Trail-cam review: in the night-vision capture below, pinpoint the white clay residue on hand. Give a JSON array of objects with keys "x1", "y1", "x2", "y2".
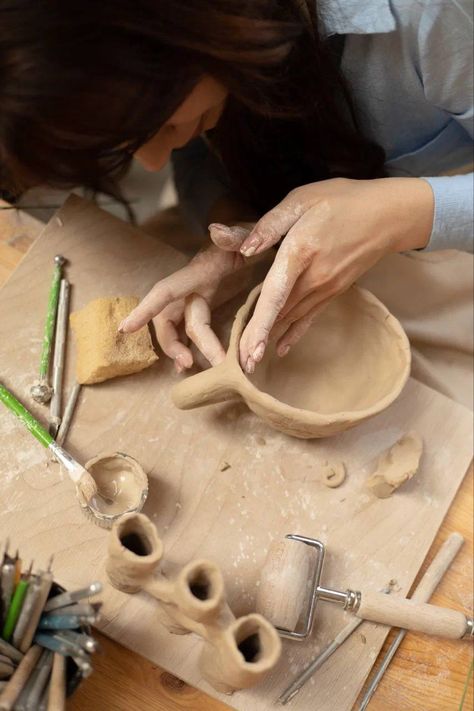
[{"x1": 366, "y1": 431, "x2": 423, "y2": 498}]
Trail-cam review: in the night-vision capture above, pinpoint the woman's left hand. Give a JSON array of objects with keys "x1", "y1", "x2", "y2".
[{"x1": 230, "y1": 177, "x2": 434, "y2": 372}]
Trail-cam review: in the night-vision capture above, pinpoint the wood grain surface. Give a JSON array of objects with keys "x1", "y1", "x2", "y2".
[{"x1": 0, "y1": 199, "x2": 472, "y2": 711}]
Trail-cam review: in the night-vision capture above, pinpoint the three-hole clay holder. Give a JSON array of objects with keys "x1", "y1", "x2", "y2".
[{"x1": 105, "y1": 513, "x2": 282, "y2": 694}]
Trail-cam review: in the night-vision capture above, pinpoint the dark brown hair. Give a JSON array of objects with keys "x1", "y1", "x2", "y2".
[{"x1": 0, "y1": 0, "x2": 385, "y2": 212}]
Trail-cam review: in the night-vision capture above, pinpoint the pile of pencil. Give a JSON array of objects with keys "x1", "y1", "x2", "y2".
[{"x1": 0, "y1": 542, "x2": 102, "y2": 710}]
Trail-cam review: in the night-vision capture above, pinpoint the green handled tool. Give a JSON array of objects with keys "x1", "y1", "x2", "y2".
[
  {"x1": 30, "y1": 255, "x2": 66, "y2": 404},
  {"x1": 0, "y1": 382, "x2": 97, "y2": 505}
]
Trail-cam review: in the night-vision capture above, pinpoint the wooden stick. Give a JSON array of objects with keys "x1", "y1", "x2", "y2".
[
  {"x1": 55, "y1": 383, "x2": 81, "y2": 447},
  {"x1": 46, "y1": 654, "x2": 65, "y2": 711},
  {"x1": 357, "y1": 532, "x2": 464, "y2": 710},
  {"x1": 0, "y1": 645, "x2": 42, "y2": 711}
]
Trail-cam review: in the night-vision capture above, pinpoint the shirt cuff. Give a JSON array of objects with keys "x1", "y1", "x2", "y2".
[{"x1": 421, "y1": 174, "x2": 474, "y2": 252}]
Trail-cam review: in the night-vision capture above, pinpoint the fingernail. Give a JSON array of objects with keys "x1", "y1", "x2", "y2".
[
  {"x1": 208, "y1": 223, "x2": 229, "y2": 233},
  {"x1": 117, "y1": 319, "x2": 127, "y2": 333},
  {"x1": 245, "y1": 357, "x2": 256, "y2": 374},
  {"x1": 175, "y1": 360, "x2": 184, "y2": 374},
  {"x1": 252, "y1": 342, "x2": 266, "y2": 363},
  {"x1": 241, "y1": 244, "x2": 257, "y2": 257},
  {"x1": 278, "y1": 344, "x2": 291, "y2": 358}
]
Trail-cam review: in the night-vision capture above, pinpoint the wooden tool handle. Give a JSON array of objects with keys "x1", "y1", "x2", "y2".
[
  {"x1": 356, "y1": 591, "x2": 468, "y2": 639},
  {"x1": 171, "y1": 363, "x2": 238, "y2": 410}
]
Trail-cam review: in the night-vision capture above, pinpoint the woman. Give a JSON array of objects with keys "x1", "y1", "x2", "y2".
[{"x1": 1, "y1": 0, "x2": 472, "y2": 380}]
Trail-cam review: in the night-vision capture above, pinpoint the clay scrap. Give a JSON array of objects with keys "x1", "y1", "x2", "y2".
[
  {"x1": 366, "y1": 432, "x2": 423, "y2": 498},
  {"x1": 321, "y1": 461, "x2": 346, "y2": 488},
  {"x1": 70, "y1": 296, "x2": 158, "y2": 385}
]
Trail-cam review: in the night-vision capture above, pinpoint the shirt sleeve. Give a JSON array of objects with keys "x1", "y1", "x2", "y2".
[
  {"x1": 171, "y1": 137, "x2": 231, "y2": 235},
  {"x1": 415, "y1": 0, "x2": 474, "y2": 252}
]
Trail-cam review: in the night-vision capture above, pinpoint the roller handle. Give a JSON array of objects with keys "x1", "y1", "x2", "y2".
[
  {"x1": 171, "y1": 363, "x2": 239, "y2": 410},
  {"x1": 356, "y1": 590, "x2": 469, "y2": 639}
]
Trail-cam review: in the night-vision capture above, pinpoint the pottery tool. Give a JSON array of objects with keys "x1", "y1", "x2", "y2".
[
  {"x1": 2, "y1": 564, "x2": 32, "y2": 642},
  {"x1": 44, "y1": 602, "x2": 100, "y2": 618},
  {"x1": 278, "y1": 584, "x2": 393, "y2": 705},
  {"x1": 0, "y1": 640, "x2": 22, "y2": 665},
  {"x1": 46, "y1": 653, "x2": 65, "y2": 711},
  {"x1": 30, "y1": 255, "x2": 67, "y2": 405},
  {"x1": 22, "y1": 649, "x2": 52, "y2": 711},
  {"x1": 43, "y1": 582, "x2": 102, "y2": 613},
  {"x1": 257, "y1": 535, "x2": 473, "y2": 641},
  {"x1": 55, "y1": 382, "x2": 82, "y2": 448},
  {"x1": 357, "y1": 532, "x2": 465, "y2": 711},
  {"x1": 16, "y1": 568, "x2": 53, "y2": 654},
  {"x1": 54, "y1": 630, "x2": 99, "y2": 654},
  {"x1": 0, "y1": 659, "x2": 14, "y2": 681},
  {"x1": 0, "y1": 554, "x2": 15, "y2": 630},
  {"x1": 0, "y1": 644, "x2": 42, "y2": 711},
  {"x1": 0, "y1": 382, "x2": 97, "y2": 506},
  {"x1": 12, "y1": 574, "x2": 43, "y2": 650},
  {"x1": 49, "y1": 279, "x2": 70, "y2": 439},
  {"x1": 38, "y1": 614, "x2": 97, "y2": 631}
]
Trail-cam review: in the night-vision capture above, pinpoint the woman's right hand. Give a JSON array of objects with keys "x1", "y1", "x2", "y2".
[{"x1": 118, "y1": 225, "x2": 253, "y2": 372}]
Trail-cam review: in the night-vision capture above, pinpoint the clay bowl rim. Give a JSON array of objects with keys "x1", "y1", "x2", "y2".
[{"x1": 225, "y1": 283, "x2": 411, "y2": 427}]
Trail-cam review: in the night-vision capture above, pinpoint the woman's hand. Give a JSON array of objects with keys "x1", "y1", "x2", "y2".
[
  {"x1": 233, "y1": 177, "x2": 434, "y2": 372},
  {"x1": 118, "y1": 231, "x2": 255, "y2": 372}
]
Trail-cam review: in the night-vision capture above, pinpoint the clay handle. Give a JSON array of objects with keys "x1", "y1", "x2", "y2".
[
  {"x1": 171, "y1": 364, "x2": 239, "y2": 410},
  {"x1": 357, "y1": 591, "x2": 468, "y2": 639}
]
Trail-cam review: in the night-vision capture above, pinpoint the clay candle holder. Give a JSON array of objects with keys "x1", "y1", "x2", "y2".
[
  {"x1": 106, "y1": 513, "x2": 282, "y2": 694},
  {"x1": 172, "y1": 285, "x2": 411, "y2": 438}
]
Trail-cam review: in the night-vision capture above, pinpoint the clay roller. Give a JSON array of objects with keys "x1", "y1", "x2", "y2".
[{"x1": 256, "y1": 535, "x2": 474, "y2": 641}]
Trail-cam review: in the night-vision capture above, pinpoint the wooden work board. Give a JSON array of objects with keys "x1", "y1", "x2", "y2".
[{"x1": 0, "y1": 196, "x2": 472, "y2": 711}]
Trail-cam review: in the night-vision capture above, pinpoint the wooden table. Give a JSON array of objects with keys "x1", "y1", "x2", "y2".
[{"x1": 0, "y1": 203, "x2": 472, "y2": 711}]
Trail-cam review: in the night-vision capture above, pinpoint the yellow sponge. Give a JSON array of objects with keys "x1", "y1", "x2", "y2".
[{"x1": 70, "y1": 296, "x2": 158, "y2": 385}]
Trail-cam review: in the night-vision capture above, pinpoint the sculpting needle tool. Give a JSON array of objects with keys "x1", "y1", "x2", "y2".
[
  {"x1": 49, "y1": 279, "x2": 70, "y2": 438},
  {"x1": 357, "y1": 532, "x2": 465, "y2": 711},
  {"x1": 278, "y1": 584, "x2": 392, "y2": 705},
  {"x1": 55, "y1": 383, "x2": 82, "y2": 447},
  {"x1": 31, "y1": 255, "x2": 67, "y2": 404}
]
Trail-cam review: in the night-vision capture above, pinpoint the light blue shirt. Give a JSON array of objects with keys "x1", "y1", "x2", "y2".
[{"x1": 172, "y1": 0, "x2": 474, "y2": 251}]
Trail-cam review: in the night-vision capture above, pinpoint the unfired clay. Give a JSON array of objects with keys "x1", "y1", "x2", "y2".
[
  {"x1": 106, "y1": 513, "x2": 281, "y2": 694},
  {"x1": 366, "y1": 432, "x2": 423, "y2": 498},
  {"x1": 172, "y1": 285, "x2": 411, "y2": 438},
  {"x1": 70, "y1": 296, "x2": 158, "y2": 385},
  {"x1": 85, "y1": 452, "x2": 148, "y2": 526},
  {"x1": 321, "y1": 461, "x2": 346, "y2": 488}
]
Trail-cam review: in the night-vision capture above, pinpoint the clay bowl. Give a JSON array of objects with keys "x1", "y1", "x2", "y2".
[{"x1": 172, "y1": 285, "x2": 411, "y2": 439}]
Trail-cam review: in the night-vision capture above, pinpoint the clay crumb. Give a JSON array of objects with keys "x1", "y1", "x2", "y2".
[
  {"x1": 366, "y1": 432, "x2": 423, "y2": 499},
  {"x1": 360, "y1": 634, "x2": 366, "y2": 645},
  {"x1": 321, "y1": 461, "x2": 346, "y2": 488},
  {"x1": 220, "y1": 462, "x2": 231, "y2": 472}
]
